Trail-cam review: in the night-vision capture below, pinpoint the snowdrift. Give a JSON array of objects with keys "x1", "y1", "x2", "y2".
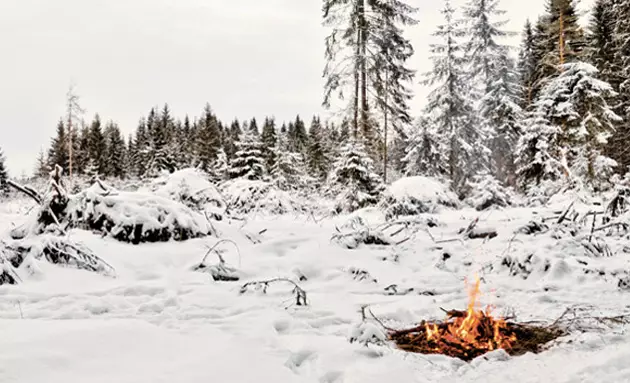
[
  {"x1": 150, "y1": 168, "x2": 226, "y2": 220},
  {"x1": 379, "y1": 176, "x2": 458, "y2": 219}
]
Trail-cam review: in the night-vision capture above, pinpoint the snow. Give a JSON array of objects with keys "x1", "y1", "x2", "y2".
[
  {"x1": 388, "y1": 176, "x2": 457, "y2": 205},
  {"x1": 3, "y1": 181, "x2": 630, "y2": 382}
]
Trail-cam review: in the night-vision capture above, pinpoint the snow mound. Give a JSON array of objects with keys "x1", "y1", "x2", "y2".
[
  {"x1": 150, "y1": 168, "x2": 226, "y2": 220},
  {"x1": 63, "y1": 183, "x2": 213, "y2": 243},
  {"x1": 379, "y1": 176, "x2": 458, "y2": 219},
  {"x1": 221, "y1": 179, "x2": 309, "y2": 215}
]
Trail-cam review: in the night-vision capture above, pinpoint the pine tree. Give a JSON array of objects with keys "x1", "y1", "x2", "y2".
[
  {"x1": 48, "y1": 120, "x2": 69, "y2": 170},
  {"x1": 307, "y1": 116, "x2": 329, "y2": 179},
  {"x1": 0, "y1": 147, "x2": 8, "y2": 195},
  {"x1": 328, "y1": 140, "x2": 385, "y2": 213},
  {"x1": 422, "y1": 0, "x2": 478, "y2": 193},
  {"x1": 228, "y1": 130, "x2": 266, "y2": 180}
]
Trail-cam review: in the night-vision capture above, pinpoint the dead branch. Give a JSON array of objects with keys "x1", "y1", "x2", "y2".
[
  {"x1": 199, "y1": 239, "x2": 241, "y2": 266},
  {"x1": 239, "y1": 278, "x2": 307, "y2": 306},
  {"x1": 7, "y1": 180, "x2": 42, "y2": 205}
]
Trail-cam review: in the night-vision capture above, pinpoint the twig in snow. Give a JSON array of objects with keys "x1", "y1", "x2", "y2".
[
  {"x1": 200, "y1": 239, "x2": 241, "y2": 267},
  {"x1": 239, "y1": 278, "x2": 307, "y2": 306}
]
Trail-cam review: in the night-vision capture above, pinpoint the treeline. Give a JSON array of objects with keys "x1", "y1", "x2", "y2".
[
  {"x1": 37, "y1": 0, "x2": 630, "y2": 200},
  {"x1": 37, "y1": 103, "x2": 361, "y2": 186}
]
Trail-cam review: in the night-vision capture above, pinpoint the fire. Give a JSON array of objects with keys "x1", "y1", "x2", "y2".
[{"x1": 422, "y1": 275, "x2": 517, "y2": 355}]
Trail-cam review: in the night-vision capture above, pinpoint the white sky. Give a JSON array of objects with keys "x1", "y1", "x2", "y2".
[{"x1": 0, "y1": 0, "x2": 594, "y2": 176}]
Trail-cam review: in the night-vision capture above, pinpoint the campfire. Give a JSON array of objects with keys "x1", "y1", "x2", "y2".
[{"x1": 389, "y1": 276, "x2": 563, "y2": 361}]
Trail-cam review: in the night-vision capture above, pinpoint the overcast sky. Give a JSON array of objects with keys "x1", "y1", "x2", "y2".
[{"x1": 0, "y1": 0, "x2": 594, "y2": 176}]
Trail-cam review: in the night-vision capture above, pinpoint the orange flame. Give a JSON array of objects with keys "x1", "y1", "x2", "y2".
[{"x1": 424, "y1": 275, "x2": 516, "y2": 354}]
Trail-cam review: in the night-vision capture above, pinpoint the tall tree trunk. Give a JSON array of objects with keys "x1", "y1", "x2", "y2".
[
  {"x1": 353, "y1": 26, "x2": 360, "y2": 139},
  {"x1": 358, "y1": 0, "x2": 369, "y2": 140},
  {"x1": 383, "y1": 69, "x2": 388, "y2": 183},
  {"x1": 67, "y1": 117, "x2": 73, "y2": 179},
  {"x1": 559, "y1": 11, "x2": 565, "y2": 67}
]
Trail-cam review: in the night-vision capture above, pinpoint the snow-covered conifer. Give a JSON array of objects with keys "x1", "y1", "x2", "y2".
[
  {"x1": 328, "y1": 140, "x2": 385, "y2": 213},
  {"x1": 228, "y1": 130, "x2": 266, "y2": 180}
]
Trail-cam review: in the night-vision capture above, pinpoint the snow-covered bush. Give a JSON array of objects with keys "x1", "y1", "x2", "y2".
[
  {"x1": 379, "y1": 176, "x2": 458, "y2": 219},
  {"x1": 220, "y1": 179, "x2": 309, "y2": 216},
  {"x1": 465, "y1": 173, "x2": 513, "y2": 211},
  {"x1": 150, "y1": 168, "x2": 226, "y2": 220},
  {"x1": 328, "y1": 141, "x2": 385, "y2": 214},
  {"x1": 13, "y1": 181, "x2": 214, "y2": 244}
]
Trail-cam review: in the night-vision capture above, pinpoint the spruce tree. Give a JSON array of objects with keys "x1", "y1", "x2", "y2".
[
  {"x1": 404, "y1": 117, "x2": 447, "y2": 177},
  {"x1": 517, "y1": 20, "x2": 540, "y2": 110},
  {"x1": 369, "y1": 0, "x2": 418, "y2": 170},
  {"x1": 270, "y1": 133, "x2": 310, "y2": 191},
  {"x1": 463, "y1": 0, "x2": 512, "y2": 93},
  {"x1": 516, "y1": 62, "x2": 620, "y2": 191},
  {"x1": 261, "y1": 117, "x2": 278, "y2": 169},
  {"x1": 482, "y1": 52, "x2": 523, "y2": 185},
  {"x1": 228, "y1": 130, "x2": 266, "y2": 180},
  {"x1": 421, "y1": 0, "x2": 478, "y2": 193},
  {"x1": 0, "y1": 147, "x2": 8, "y2": 195},
  {"x1": 34, "y1": 149, "x2": 49, "y2": 178},
  {"x1": 249, "y1": 118, "x2": 259, "y2": 136},
  {"x1": 48, "y1": 120, "x2": 69, "y2": 170},
  {"x1": 74, "y1": 123, "x2": 90, "y2": 176},
  {"x1": 291, "y1": 115, "x2": 309, "y2": 154},
  {"x1": 195, "y1": 104, "x2": 222, "y2": 172},
  {"x1": 322, "y1": 0, "x2": 417, "y2": 143},
  {"x1": 539, "y1": 0, "x2": 585, "y2": 80},
  {"x1": 88, "y1": 114, "x2": 106, "y2": 176},
  {"x1": 133, "y1": 118, "x2": 149, "y2": 177},
  {"x1": 224, "y1": 119, "x2": 242, "y2": 160},
  {"x1": 307, "y1": 116, "x2": 329, "y2": 179},
  {"x1": 610, "y1": 0, "x2": 630, "y2": 170},
  {"x1": 104, "y1": 121, "x2": 126, "y2": 178},
  {"x1": 328, "y1": 140, "x2": 385, "y2": 213}
]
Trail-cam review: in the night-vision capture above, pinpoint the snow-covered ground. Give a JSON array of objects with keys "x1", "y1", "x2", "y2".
[{"x1": 2, "y1": 193, "x2": 630, "y2": 382}]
